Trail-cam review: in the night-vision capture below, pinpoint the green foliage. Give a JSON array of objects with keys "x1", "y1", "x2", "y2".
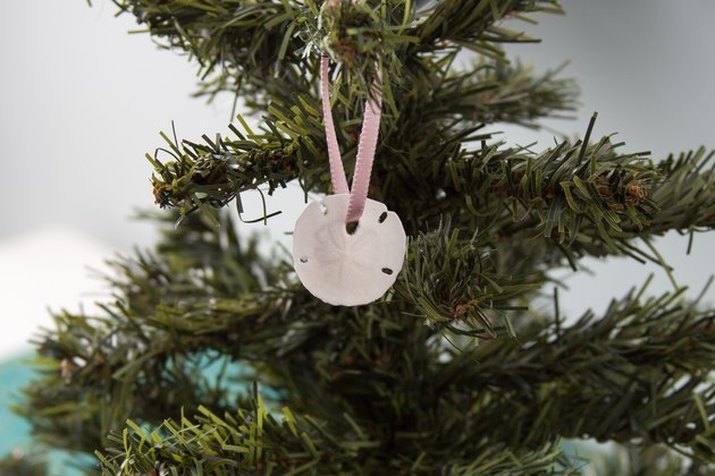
[
  {"x1": 19, "y1": 212, "x2": 275, "y2": 453},
  {"x1": 96, "y1": 390, "x2": 371, "y2": 475},
  {"x1": 97, "y1": 389, "x2": 575, "y2": 475},
  {"x1": 111, "y1": 0, "x2": 563, "y2": 108},
  {"x1": 397, "y1": 226, "x2": 539, "y2": 338},
  {"x1": 148, "y1": 52, "x2": 578, "y2": 223},
  {"x1": 444, "y1": 279, "x2": 715, "y2": 460},
  {"x1": 9, "y1": 0, "x2": 715, "y2": 475}
]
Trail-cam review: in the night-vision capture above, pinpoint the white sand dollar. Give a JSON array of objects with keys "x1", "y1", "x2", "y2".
[{"x1": 293, "y1": 194, "x2": 407, "y2": 306}]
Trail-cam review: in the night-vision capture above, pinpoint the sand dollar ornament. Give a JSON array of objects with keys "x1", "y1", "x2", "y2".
[
  {"x1": 294, "y1": 194, "x2": 406, "y2": 306},
  {"x1": 292, "y1": 54, "x2": 406, "y2": 306}
]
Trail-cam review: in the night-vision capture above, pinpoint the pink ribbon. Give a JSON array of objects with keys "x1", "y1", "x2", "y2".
[{"x1": 320, "y1": 52, "x2": 383, "y2": 224}]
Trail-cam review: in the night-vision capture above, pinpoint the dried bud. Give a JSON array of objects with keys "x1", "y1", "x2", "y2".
[
  {"x1": 625, "y1": 181, "x2": 648, "y2": 204},
  {"x1": 452, "y1": 300, "x2": 477, "y2": 320},
  {"x1": 152, "y1": 178, "x2": 172, "y2": 208}
]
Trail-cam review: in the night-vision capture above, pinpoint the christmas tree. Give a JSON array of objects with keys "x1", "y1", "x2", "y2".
[{"x1": 5, "y1": 0, "x2": 715, "y2": 474}]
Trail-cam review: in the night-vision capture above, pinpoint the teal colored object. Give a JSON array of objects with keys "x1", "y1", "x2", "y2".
[
  {"x1": 0, "y1": 354, "x2": 87, "y2": 475},
  {"x1": 0, "y1": 354, "x2": 34, "y2": 455}
]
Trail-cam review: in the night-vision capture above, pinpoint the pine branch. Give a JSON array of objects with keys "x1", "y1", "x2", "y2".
[
  {"x1": 18, "y1": 212, "x2": 542, "y2": 453},
  {"x1": 149, "y1": 104, "x2": 715, "y2": 273},
  {"x1": 12, "y1": 212, "x2": 560, "y2": 474},
  {"x1": 439, "y1": 59, "x2": 577, "y2": 127},
  {"x1": 413, "y1": 0, "x2": 563, "y2": 56},
  {"x1": 395, "y1": 226, "x2": 543, "y2": 339},
  {"x1": 112, "y1": 0, "x2": 308, "y2": 91},
  {"x1": 148, "y1": 51, "x2": 577, "y2": 223},
  {"x1": 19, "y1": 188, "x2": 714, "y2": 474},
  {"x1": 96, "y1": 391, "x2": 575, "y2": 475},
  {"x1": 395, "y1": 118, "x2": 656, "y2": 240},
  {"x1": 97, "y1": 390, "x2": 368, "y2": 475},
  {"x1": 111, "y1": 0, "x2": 563, "y2": 108},
  {"x1": 111, "y1": 0, "x2": 416, "y2": 105},
  {"x1": 440, "y1": 282, "x2": 715, "y2": 465},
  {"x1": 21, "y1": 307, "x2": 255, "y2": 453},
  {"x1": 18, "y1": 213, "x2": 277, "y2": 452},
  {"x1": 438, "y1": 140, "x2": 715, "y2": 265},
  {"x1": 15, "y1": 211, "x2": 340, "y2": 453},
  {"x1": 376, "y1": 111, "x2": 714, "y2": 269}
]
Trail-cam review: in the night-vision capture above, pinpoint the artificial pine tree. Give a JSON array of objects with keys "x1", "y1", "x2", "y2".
[{"x1": 7, "y1": 0, "x2": 715, "y2": 474}]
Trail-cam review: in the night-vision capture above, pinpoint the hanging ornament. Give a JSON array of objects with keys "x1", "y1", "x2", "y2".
[{"x1": 292, "y1": 53, "x2": 406, "y2": 306}]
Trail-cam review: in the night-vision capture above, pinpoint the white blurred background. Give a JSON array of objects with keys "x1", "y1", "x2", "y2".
[{"x1": 0, "y1": 0, "x2": 714, "y2": 359}]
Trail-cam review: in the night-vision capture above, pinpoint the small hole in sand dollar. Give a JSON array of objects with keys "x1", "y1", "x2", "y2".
[
  {"x1": 345, "y1": 221, "x2": 359, "y2": 235},
  {"x1": 320, "y1": 203, "x2": 328, "y2": 215},
  {"x1": 381, "y1": 267, "x2": 393, "y2": 275},
  {"x1": 299, "y1": 256, "x2": 309, "y2": 263},
  {"x1": 378, "y1": 212, "x2": 388, "y2": 223}
]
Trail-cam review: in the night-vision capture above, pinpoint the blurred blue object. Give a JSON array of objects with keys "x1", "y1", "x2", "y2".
[
  {"x1": 0, "y1": 354, "x2": 87, "y2": 475},
  {"x1": 0, "y1": 354, "x2": 33, "y2": 453}
]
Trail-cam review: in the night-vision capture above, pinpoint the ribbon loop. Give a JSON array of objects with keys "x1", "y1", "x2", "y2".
[{"x1": 320, "y1": 53, "x2": 383, "y2": 224}]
